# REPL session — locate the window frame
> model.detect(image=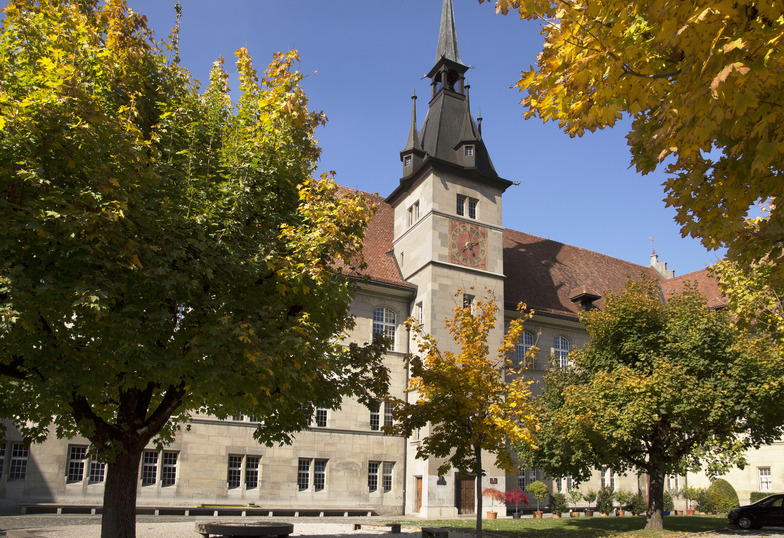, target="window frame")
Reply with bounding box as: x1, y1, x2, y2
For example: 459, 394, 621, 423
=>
67, 445, 88, 483
760, 467, 772, 491
372, 307, 397, 349
516, 331, 535, 369
554, 336, 570, 368
8, 443, 29, 481
368, 461, 380, 492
